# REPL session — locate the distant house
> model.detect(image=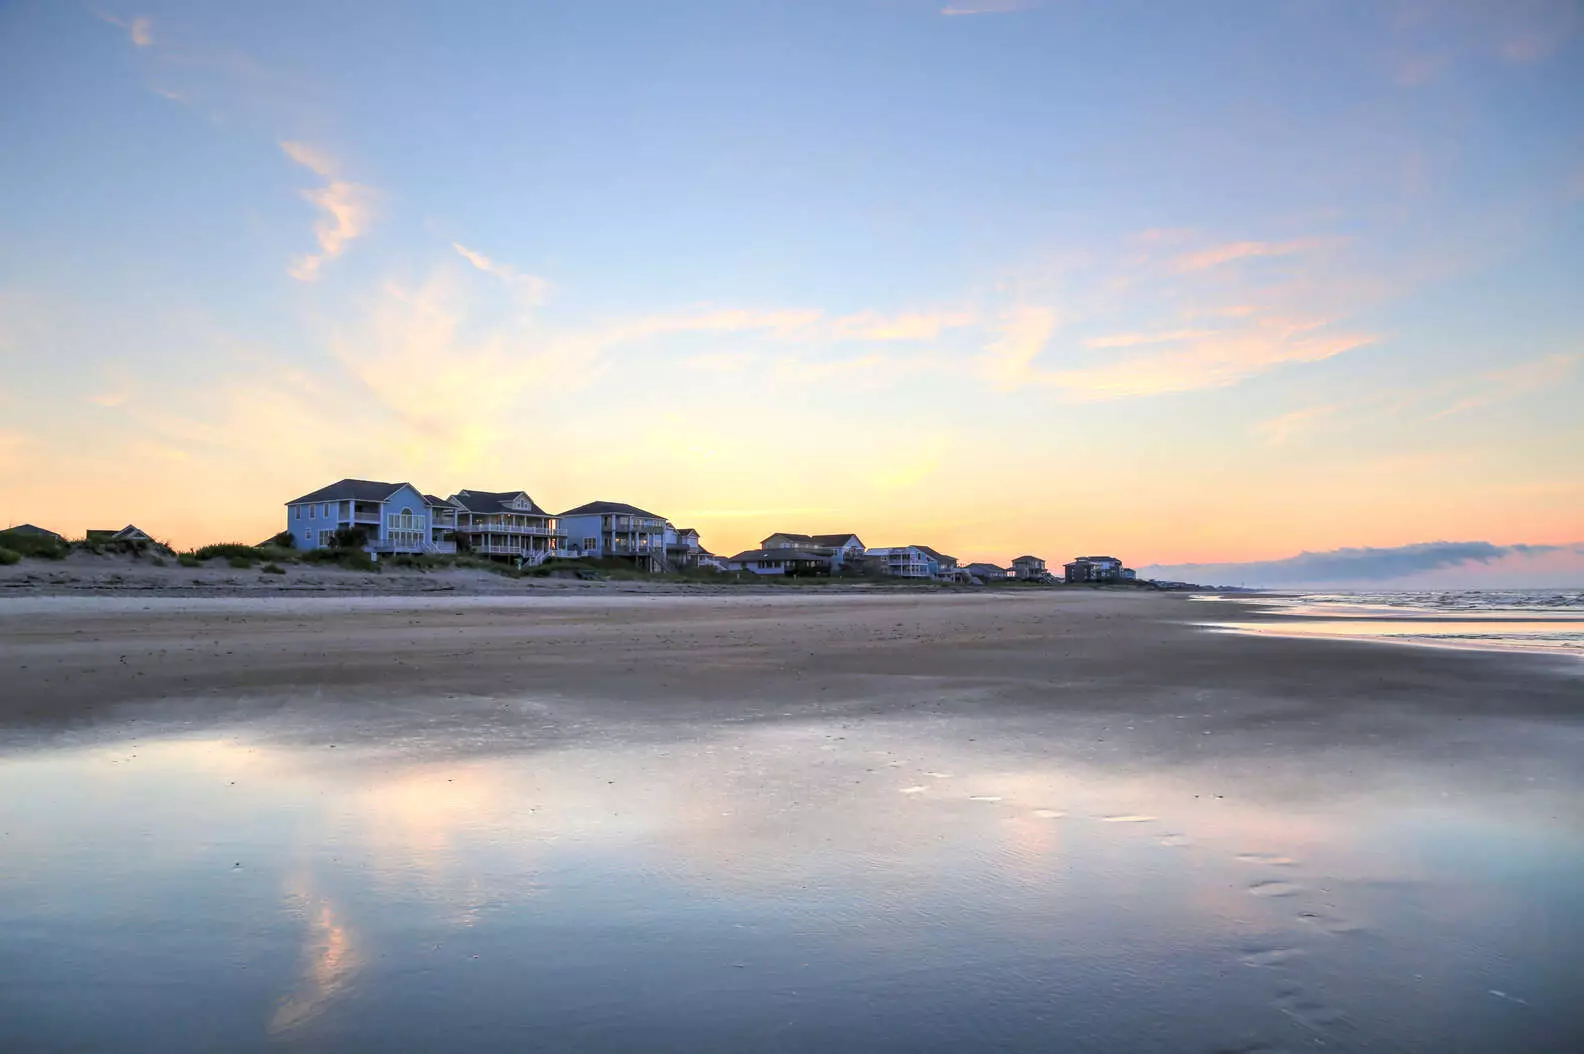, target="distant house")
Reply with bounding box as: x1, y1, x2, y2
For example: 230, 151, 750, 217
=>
5, 524, 64, 543
1065, 555, 1130, 583
726, 548, 833, 576
864, 546, 938, 578
963, 562, 1008, 582
1010, 555, 1048, 581
665, 524, 706, 568
286, 479, 436, 555
560, 501, 667, 571
761, 532, 866, 568
448, 489, 563, 563
86, 525, 156, 543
